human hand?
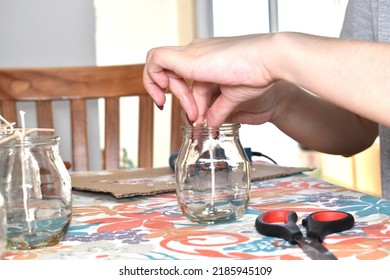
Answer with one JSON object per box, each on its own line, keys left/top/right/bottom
{"left": 143, "top": 34, "right": 277, "bottom": 126}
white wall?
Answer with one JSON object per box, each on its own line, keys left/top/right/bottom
{"left": 0, "top": 0, "right": 100, "bottom": 170}
{"left": 278, "top": 0, "right": 348, "bottom": 36}
{"left": 0, "top": 0, "right": 96, "bottom": 68}
{"left": 94, "top": 0, "right": 188, "bottom": 168}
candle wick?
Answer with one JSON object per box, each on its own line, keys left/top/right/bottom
{"left": 19, "top": 110, "right": 26, "bottom": 137}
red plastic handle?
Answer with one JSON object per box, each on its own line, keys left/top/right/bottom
{"left": 311, "top": 211, "right": 348, "bottom": 222}
{"left": 302, "top": 211, "right": 354, "bottom": 242}
{"left": 255, "top": 210, "right": 303, "bottom": 244}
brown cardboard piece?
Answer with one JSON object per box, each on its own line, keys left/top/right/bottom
{"left": 71, "top": 162, "right": 315, "bottom": 198}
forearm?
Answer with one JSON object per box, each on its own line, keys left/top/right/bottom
{"left": 269, "top": 32, "right": 390, "bottom": 127}
{"left": 271, "top": 81, "right": 378, "bottom": 156}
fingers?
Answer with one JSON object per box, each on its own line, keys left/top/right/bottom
{"left": 143, "top": 54, "right": 168, "bottom": 108}
{"left": 206, "top": 95, "right": 235, "bottom": 127}
{"left": 205, "top": 85, "right": 245, "bottom": 126}
{"left": 191, "top": 81, "right": 214, "bottom": 124}
{"left": 144, "top": 49, "right": 199, "bottom": 121}
{"left": 166, "top": 72, "right": 198, "bottom": 122}
{"left": 180, "top": 110, "right": 191, "bottom": 126}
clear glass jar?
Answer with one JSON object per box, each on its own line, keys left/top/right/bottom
{"left": 175, "top": 123, "right": 251, "bottom": 224}
{"left": 0, "top": 135, "right": 72, "bottom": 250}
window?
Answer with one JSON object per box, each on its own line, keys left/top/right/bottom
{"left": 211, "top": 0, "right": 348, "bottom": 166}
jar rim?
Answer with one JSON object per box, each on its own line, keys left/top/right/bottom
{"left": 0, "top": 134, "right": 60, "bottom": 147}
{"left": 181, "top": 123, "right": 240, "bottom": 132}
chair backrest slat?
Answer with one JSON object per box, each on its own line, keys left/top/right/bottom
{"left": 0, "top": 100, "right": 17, "bottom": 126}
{"left": 0, "top": 64, "right": 183, "bottom": 171}
{"left": 138, "top": 94, "right": 154, "bottom": 168}
{"left": 36, "top": 100, "right": 54, "bottom": 129}
{"left": 104, "top": 96, "right": 120, "bottom": 170}
{"left": 70, "top": 99, "right": 89, "bottom": 171}
{"left": 170, "top": 96, "right": 183, "bottom": 154}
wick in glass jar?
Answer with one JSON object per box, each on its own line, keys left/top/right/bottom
{"left": 208, "top": 132, "right": 216, "bottom": 212}
{"left": 175, "top": 123, "right": 251, "bottom": 224}
{"left": 194, "top": 119, "right": 217, "bottom": 213}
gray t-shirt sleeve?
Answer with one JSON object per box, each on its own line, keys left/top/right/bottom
{"left": 340, "top": 0, "right": 375, "bottom": 40}
{"left": 339, "top": 0, "right": 390, "bottom": 199}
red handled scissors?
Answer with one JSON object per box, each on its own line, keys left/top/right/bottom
{"left": 255, "top": 210, "right": 355, "bottom": 260}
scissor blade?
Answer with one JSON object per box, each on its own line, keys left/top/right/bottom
{"left": 294, "top": 236, "right": 338, "bottom": 260}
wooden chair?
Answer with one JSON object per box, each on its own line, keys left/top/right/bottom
{"left": 0, "top": 64, "right": 184, "bottom": 171}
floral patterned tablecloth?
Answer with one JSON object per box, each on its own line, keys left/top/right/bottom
{"left": 4, "top": 174, "right": 390, "bottom": 260}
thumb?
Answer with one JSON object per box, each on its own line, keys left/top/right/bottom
{"left": 206, "top": 94, "right": 238, "bottom": 126}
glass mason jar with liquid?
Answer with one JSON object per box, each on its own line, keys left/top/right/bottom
{"left": 0, "top": 135, "right": 72, "bottom": 250}
{"left": 175, "top": 123, "right": 251, "bottom": 224}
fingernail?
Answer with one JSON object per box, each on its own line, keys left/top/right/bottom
{"left": 157, "top": 104, "right": 164, "bottom": 110}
